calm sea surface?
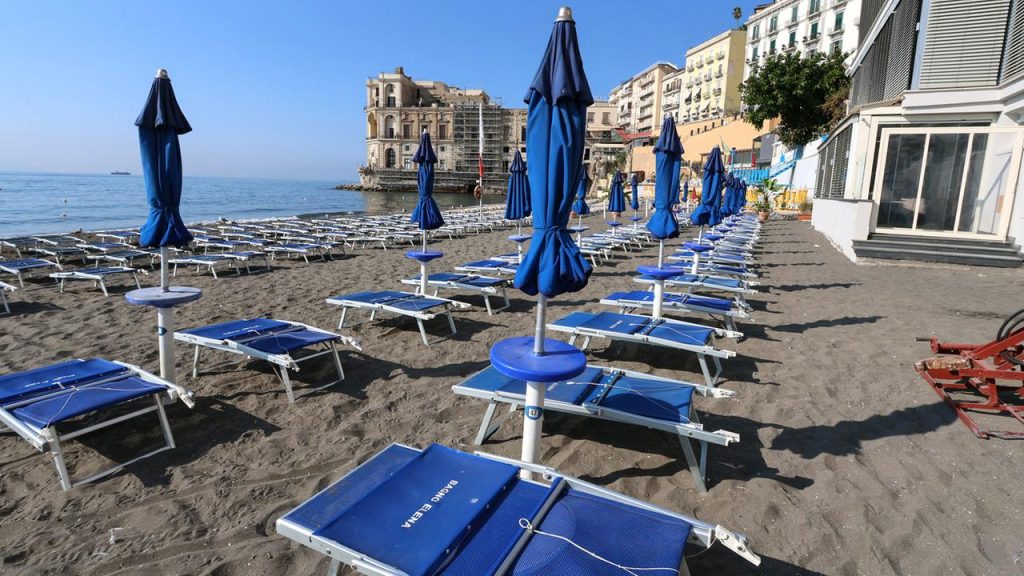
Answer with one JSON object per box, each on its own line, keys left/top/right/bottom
{"left": 0, "top": 172, "right": 503, "bottom": 237}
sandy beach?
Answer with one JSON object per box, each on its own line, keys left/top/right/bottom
{"left": 2, "top": 218, "right": 1023, "bottom": 575}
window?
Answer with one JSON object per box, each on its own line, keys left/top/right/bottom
{"left": 521, "top": 126, "right": 526, "bottom": 141}
{"left": 810, "top": 22, "right": 819, "bottom": 39}
{"left": 587, "top": 112, "right": 595, "bottom": 123}
{"left": 752, "top": 46, "right": 760, "bottom": 60}
{"left": 791, "top": 5, "right": 798, "bottom": 22}
{"left": 770, "top": 39, "right": 777, "bottom": 53}
{"left": 385, "top": 84, "right": 396, "bottom": 107}
{"left": 831, "top": 40, "right": 842, "bottom": 54}
{"left": 834, "top": 11, "right": 844, "bottom": 31}
{"left": 769, "top": 15, "right": 777, "bottom": 32}
{"left": 789, "top": 31, "right": 796, "bottom": 46}
{"left": 439, "top": 124, "right": 448, "bottom": 140}
{"left": 403, "top": 158, "right": 412, "bottom": 170}
{"left": 385, "top": 148, "right": 396, "bottom": 168}
{"left": 439, "top": 145, "right": 446, "bottom": 152}
{"left": 403, "top": 144, "right": 410, "bottom": 152}
{"left": 503, "top": 146, "right": 510, "bottom": 153}
{"left": 752, "top": 24, "right": 760, "bottom": 40}
{"left": 602, "top": 112, "right": 610, "bottom": 123}
{"left": 809, "top": 0, "right": 820, "bottom": 15}
{"left": 384, "top": 115, "right": 395, "bottom": 139}
{"left": 402, "top": 124, "right": 412, "bottom": 139}
{"left": 439, "top": 159, "right": 446, "bottom": 170}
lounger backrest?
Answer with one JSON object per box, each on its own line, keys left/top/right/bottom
{"left": 579, "top": 312, "right": 650, "bottom": 335}
{"left": 0, "top": 359, "right": 130, "bottom": 405}
{"left": 181, "top": 318, "right": 292, "bottom": 341}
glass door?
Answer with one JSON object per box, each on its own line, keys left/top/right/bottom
{"left": 873, "top": 126, "right": 1024, "bottom": 239}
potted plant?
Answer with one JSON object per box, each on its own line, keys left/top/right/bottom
{"left": 754, "top": 178, "right": 781, "bottom": 222}
{"left": 797, "top": 200, "right": 813, "bottom": 221}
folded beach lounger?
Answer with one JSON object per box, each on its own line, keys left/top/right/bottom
{"left": 326, "top": 290, "right": 471, "bottom": 346}
{"left": 547, "top": 311, "right": 738, "bottom": 387}
{"left": 96, "top": 230, "right": 139, "bottom": 244}
{"left": 634, "top": 271, "right": 758, "bottom": 310}
{"left": 175, "top": 318, "right": 360, "bottom": 403}
{"left": 454, "top": 365, "right": 738, "bottom": 492}
{"left": 401, "top": 272, "right": 510, "bottom": 315}
{"left": 669, "top": 249, "right": 753, "bottom": 267}
{"left": 601, "top": 290, "right": 750, "bottom": 333}
{"left": 0, "top": 237, "right": 38, "bottom": 257}
{"left": 0, "top": 280, "right": 15, "bottom": 314}
{"left": 77, "top": 241, "right": 132, "bottom": 253}
{"left": 0, "top": 358, "right": 194, "bottom": 490}
{"left": 0, "top": 258, "right": 61, "bottom": 287}
{"left": 50, "top": 266, "right": 143, "bottom": 296}
{"left": 454, "top": 259, "right": 519, "bottom": 275}
{"left": 169, "top": 251, "right": 270, "bottom": 278}
{"left": 275, "top": 443, "right": 760, "bottom": 575}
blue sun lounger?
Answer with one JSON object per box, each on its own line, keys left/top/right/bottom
{"left": 0, "top": 358, "right": 194, "bottom": 490}
{"left": 600, "top": 290, "right": 750, "bottom": 334}
{"left": 0, "top": 280, "right": 15, "bottom": 314}
{"left": 634, "top": 271, "right": 758, "bottom": 310}
{"left": 400, "top": 272, "right": 510, "bottom": 315}
{"left": 87, "top": 249, "right": 159, "bottom": 268}
{"left": 453, "top": 365, "right": 738, "bottom": 493}
{"left": 455, "top": 259, "right": 519, "bottom": 275}
{"left": 175, "top": 318, "right": 360, "bottom": 403}
{"left": 169, "top": 251, "right": 270, "bottom": 278}
{"left": 50, "top": 266, "right": 143, "bottom": 296}
{"left": 547, "top": 311, "right": 738, "bottom": 387}
{"left": 326, "top": 290, "right": 472, "bottom": 346}
{"left": 275, "top": 443, "right": 760, "bottom": 575}
{"left": 0, "top": 258, "right": 61, "bottom": 287}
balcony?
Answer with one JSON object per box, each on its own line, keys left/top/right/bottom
{"left": 695, "top": 76, "right": 703, "bottom": 85}
{"left": 713, "top": 87, "right": 722, "bottom": 95}
{"left": 831, "top": 0, "right": 847, "bottom": 5}
{"left": 697, "top": 58, "right": 705, "bottom": 68}
{"left": 704, "top": 72, "right": 712, "bottom": 81}
{"left": 787, "top": 19, "right": 798, "bottom": 29}
{"left": 782, "top": 42, "right": 797, "bottom": 52}
{"left": 687, "top": 64, "right": 694, "bottom": 72}
{"left": 829, "top": 25, "right": 844, "bottom": 36}
{"left": 685, "top": 79, "right": 694, "bottom": 88}
{"left": 662, "top": 101, "right": 675, "bottom": 110}
{"left": 805, "top": 33, "right": 820, "bottom": 42}
{"left": 665, "top": 83, "right": 681, "bottom": 94}
{"left": 717, "top": 50, "right": 725, "bottom": 60}
{"left": 715, "top": 70, "right": 723, "bottom": 78}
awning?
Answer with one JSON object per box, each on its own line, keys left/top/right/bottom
{"left": 683, "top": 90, "right": 692, "bottom": 104}
{"left": 701, "top": 101, "right": 710, "bottom": 112}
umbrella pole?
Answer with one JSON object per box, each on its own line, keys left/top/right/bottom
{"left": 521, "top": 294, "right": 547, "bottom": 480}
{"left": 160, "top": 247, "right": 169, "bottom": 292}
{"left": 692, "top": 225, "right": 704, "bottom": 274}
{"left": 421, "top": 230, "right": 428, "bottom": 294}
{"left": 658, "top": 240, "right": 665, "bottom": 268}
{"left": 156, "top": 246, "right": 175, "bottom": 383}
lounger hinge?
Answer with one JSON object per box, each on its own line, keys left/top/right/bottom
{"left": 714, "top": 526, "right": 761, "bottom": 566}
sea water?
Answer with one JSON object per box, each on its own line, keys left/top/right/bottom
{"left": 0, "top": 172, "right": 503, "bottom": 237}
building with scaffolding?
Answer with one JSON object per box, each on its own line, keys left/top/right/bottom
{"left": 361, "top": 67, "right": 527, "bottom": 193}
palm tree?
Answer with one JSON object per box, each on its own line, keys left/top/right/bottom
{"left": 732, "top": 7, "right": 743, "bottom": 29}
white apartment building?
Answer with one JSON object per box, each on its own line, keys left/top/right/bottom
{"left": 744, "top": 0, "right": 863, "bottom": 74}
{"left": 608, "top": 62, "right": 679, "bottom": 139}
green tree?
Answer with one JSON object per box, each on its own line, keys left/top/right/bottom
{"left": 740, "top": 51, "right": 850, "bottom": 148}
{"left": 732, "top": 6, "right": 743, "bottom": 28}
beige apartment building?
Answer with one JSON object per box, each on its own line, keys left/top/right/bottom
{"left": 675, "top": 29, "right": 747, "bottom": 123}
{"left": 585, "top": 99, "right": 624, "bottom": 175}
{"left": 361, "top": 67, "right": 527, "bottom": 192}
{"left": 608, "top": 62, "right": 680, "bottom": 140}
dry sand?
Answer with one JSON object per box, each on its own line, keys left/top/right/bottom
{"left": 1, "top": 219, "right": 1023, "bottom": 575}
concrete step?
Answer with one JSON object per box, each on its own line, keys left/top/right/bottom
{"left": 852, "top": 242, "right": 1023, "bottom": 268}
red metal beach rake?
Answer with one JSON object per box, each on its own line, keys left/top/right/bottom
{"left": 915, "top": 309, "right": 1024, "bottom": 439}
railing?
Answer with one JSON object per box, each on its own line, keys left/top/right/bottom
{"left": 829, "top": 25, "right": 844, "bottom": 35}
{"left": 787, "top": 19, "right": 799, "bottom": 28}
{"left": 717, "top": 51, "right": 725, "bottom": 60}
{"left": 715, "top": 70, "right": 723, "bottom": 78}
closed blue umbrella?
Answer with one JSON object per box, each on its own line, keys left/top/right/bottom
{"left": 410, "top": 130, "right": 444, "bottom": 234}
{"left": 739, "top": 179, "right": 749, "bottom": 211}
{"left": 505, "top": 150, "right": 531, "bottom": 221}
{"left": 729, "top": 175, "right": 744, "bottom": 216}
{"left": 137, "top": 72, "right": 193, "bottom": 250}
{"left": 629, "top": 173, "right": 640, "bottom": 211}
{"left": 502, "top": 6, "right": 592, "bottom": 474}
{"left": 691, "top": 146, "right": 725, "bottom": 230}
{"left": 646, "top": 116, "right": 682, "bottom": 266}
{"left": 680, "top": 179, "right": 688, "bottom": 208}
{"left": 607, "top": 170, "right": 626, "bottom": 214}
{"left": 721, "top": 173, "right": 735, "bottom": 217}
{"left": 572, "top": 170, "right": 590, "bottom": 216}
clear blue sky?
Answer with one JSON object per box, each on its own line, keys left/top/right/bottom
{"left": 0, "top": 1, "right": 760, "bottom": 181}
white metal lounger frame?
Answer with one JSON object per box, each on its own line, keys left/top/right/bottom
{"left": 547, "top": 316, "right": 739, "bottom": 387}
{"left": 265, "top": 245, "right": 330, "bottom": 264}
{"left": 600, "top": 294, "right": 751, "bottom": 334}
{"left": 399, "top": 276, "right": 511, "bottom": 315}
{"left": 1, "top": 259, "right": 61, "bottom": 287}
{"left": 0, "top": 361, "right": 194, "bottom": 491}
{"left": 326, "top": 293, "right": 472, "bottom": 346}
{"left": 175, "top": 321, "right": 360, "bottom": 403}
{"left": 633, "top": 275, "right": 759, "bottom": 311}
{"left": 51, "top": 267, "right": 143, "bottom": 297}
{"left": 0, "top": 281, "right": 14, "bottom": 314}
{"left": 452, "top": 365, "right": 739, "bottom": 493}
{"left": 274, "top": 443, "right": 760, "bottom": 576}
{"left": 170, "top": 253, "right": 270, "bottom": 279}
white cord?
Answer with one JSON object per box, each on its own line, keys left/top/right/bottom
{"left": 518, "top": 518, "right": 679, "bottom": 575}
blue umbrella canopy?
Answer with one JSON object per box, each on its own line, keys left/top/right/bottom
{"left": 721, "top": 173, "right": 736, "bottom": 217}
{"left": 739, "top": 179, "right": 748, "bottom": 210}
{"left": 691, "top": 146, "right": 725, "bottom": 227}
{"left": 729, "top": 175, "right": 744, "bottom": 215}
{"left": 678, "top": 179, "right": 687, "bottom": 207}
{"left": 136, "top": 71, "right": 193, "bottom": 248}
{"left": 514, "top": 8, "right": 593, "bottom": 298}
{"left": 410, "top": 131, "right": 445, "bottom": 230}
{"left": 607, "top": 170, "right": 626, "bottom": 213}
{"left": 572, "top": 170, "right": 591, "bottom": 215}
{"left": 646, "top": 116, "right": 683, "bottom": 240}
{"left": 505, "top": 150, "right": 531, "bottom": 221}
{"left": 629, "top": 173, "right": 640, "bottom": 211}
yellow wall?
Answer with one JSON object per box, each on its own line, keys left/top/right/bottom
{"left": 628, "top": 117, "right": 776, "bottom": 175}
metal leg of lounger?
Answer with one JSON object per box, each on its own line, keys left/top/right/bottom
{"left": 99, "top": 278, "right": 109, "bottom": 297}
{"left": 327, "top": 558, "right": 342, "bottom": 576}
{"left": 192, "top": 346, "right": 202, "bottom": 378}
{"left": 580, "top": 336, "right": 592, "bottom": 350}
{"left": 338, "top": 307, "right": 349, "bottom": 330}
{"left": 416, "top": 318, "right": 430, "bottom": 346}
{"left": 483, "top": 294, "right": 493, "bottom": 315}
{"left": 725, "top": 316, "right": 738, "bottom": 334}
{"left": 58, "top": 278, "right": 66, "bottom": 293}
{"left": 48, "top": 429, "right": 74, "bottom": 491}
{"left": 155, "top": 395, "right": 176, "bottom": 450}
{"left": 1, "top": 291, "right": 8, "bottom": 314}
{"left": 713, "top": 356, "right": 723, "bottom": 384}
{"left": 698, "top": 355, "right": 714, "bottom": 388}
{"left": 568, "top": 334, "right": 577, "bottom": 346}
{"left": 331, "top": 343, "right": 345, "bottom": 382}
{"left": 447, "top": 310, "right": 457, "bottom": 335}
{"left": 474, "top": 402, "right": 501, "bottom": 445}
{"left": 678, "top": 435, "right": 707, "bottom": 493}
{"left": 279, "top": 366, "right": 297, "bottom": 403}
{"left": 132, "top": 272, "right": 141, "bottom": 290}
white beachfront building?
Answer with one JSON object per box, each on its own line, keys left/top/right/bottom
{"left": 744, "top": 0, "right": 863, "bottom": 71}
{"left": 811, "top": 0, "right": 1024, "bottom": 267}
